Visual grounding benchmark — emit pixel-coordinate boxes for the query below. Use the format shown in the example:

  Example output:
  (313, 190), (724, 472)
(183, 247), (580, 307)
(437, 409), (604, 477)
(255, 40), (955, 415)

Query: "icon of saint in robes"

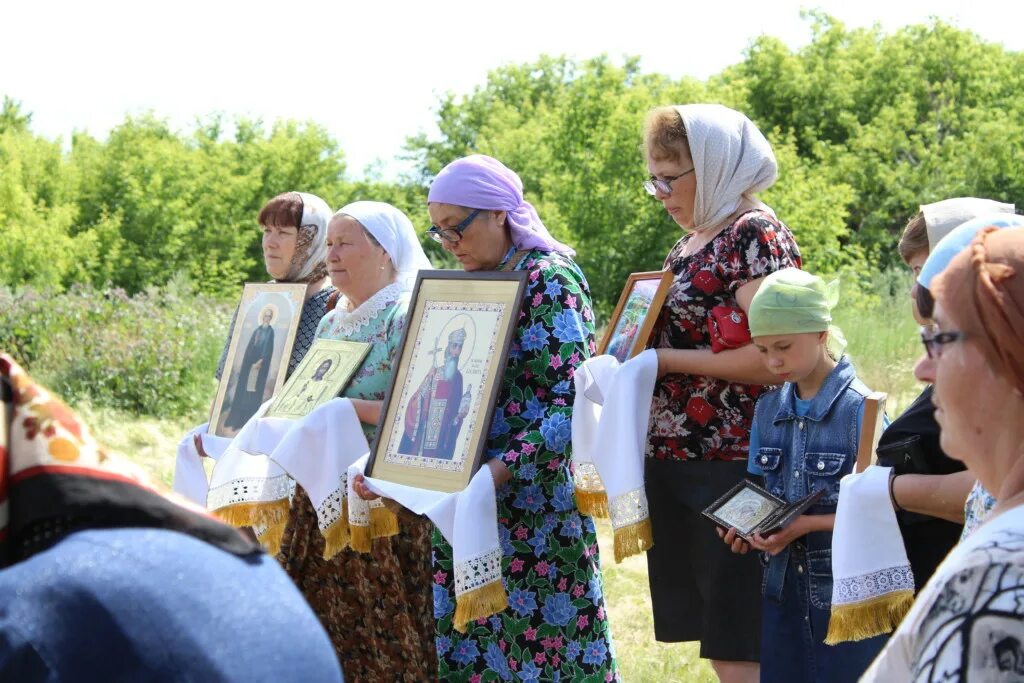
(281, 358), (334, 415)
(399, 326), (473, 460)
(224, 305), (276, 430)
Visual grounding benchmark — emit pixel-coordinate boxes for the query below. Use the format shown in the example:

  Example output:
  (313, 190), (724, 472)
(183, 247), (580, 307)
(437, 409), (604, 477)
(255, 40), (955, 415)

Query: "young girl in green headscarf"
(718, 267), (886, 683)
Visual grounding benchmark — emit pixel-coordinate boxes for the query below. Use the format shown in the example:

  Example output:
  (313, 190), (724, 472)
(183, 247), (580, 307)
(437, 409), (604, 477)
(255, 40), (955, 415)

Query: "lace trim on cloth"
(609, 486), (649, 531)
(206, 474), (292, 510)
(454, 546), (503, 596)
(323, 282), (403, 339)
(832, 565), (916, 605)
(315, 478), (347, 533)
(572, 462), (604, 493)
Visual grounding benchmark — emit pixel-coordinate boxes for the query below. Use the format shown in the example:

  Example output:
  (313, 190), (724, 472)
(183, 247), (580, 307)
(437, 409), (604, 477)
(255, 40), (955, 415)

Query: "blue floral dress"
(432, 250), (619, 683)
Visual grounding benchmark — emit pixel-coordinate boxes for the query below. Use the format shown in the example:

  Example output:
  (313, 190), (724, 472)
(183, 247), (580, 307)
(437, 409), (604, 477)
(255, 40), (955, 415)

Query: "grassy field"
(65, 273), (922, 682)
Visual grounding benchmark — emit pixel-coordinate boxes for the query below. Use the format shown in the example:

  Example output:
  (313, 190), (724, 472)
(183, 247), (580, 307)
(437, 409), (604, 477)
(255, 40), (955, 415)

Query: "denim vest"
(752, 356), (869, 607)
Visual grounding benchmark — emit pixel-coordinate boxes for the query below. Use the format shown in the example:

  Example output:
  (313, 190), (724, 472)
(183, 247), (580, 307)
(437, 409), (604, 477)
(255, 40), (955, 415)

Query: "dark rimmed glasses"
(920, 326), (964, 359)
(427, 209), (482, 244)
(643, 167), (695, 196)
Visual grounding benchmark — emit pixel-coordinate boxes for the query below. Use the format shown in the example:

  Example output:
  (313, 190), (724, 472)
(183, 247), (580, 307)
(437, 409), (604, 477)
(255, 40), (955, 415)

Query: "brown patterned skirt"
(278, 485), (437, 682)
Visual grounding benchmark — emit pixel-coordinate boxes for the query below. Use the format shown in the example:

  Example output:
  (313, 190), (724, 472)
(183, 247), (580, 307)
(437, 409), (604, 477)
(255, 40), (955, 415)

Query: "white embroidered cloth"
(206, 402), (295, 514)
(270, 398), (369, 535)
(831, 466), (914, 622)
(172, 424), (231, 506)
(353, 455), (501, 604)
(571, 349), (659, 560)
(206, 399), (369, 537)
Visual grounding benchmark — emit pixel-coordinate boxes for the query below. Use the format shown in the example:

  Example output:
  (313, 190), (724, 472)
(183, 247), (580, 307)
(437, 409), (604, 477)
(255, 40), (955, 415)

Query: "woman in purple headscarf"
(425, 155), (619, 681)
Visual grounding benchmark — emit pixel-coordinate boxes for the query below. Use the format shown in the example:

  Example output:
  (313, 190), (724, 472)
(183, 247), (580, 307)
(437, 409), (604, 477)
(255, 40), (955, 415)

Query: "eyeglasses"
(426, 209), (482, 244)
(919, 326), (964, 359)
(643, 168), (695, 196)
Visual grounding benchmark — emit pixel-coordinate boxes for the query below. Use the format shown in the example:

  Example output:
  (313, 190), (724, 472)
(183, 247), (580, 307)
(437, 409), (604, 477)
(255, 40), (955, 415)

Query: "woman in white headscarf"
(641, 104), (802, 683)
(276, 200), (435, 682)
(216, 191), (336, 432)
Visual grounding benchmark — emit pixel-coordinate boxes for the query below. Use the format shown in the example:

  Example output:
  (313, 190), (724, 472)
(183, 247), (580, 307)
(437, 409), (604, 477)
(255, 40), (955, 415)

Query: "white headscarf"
(286, 192), (332, 282)
(333, 201), (433, 291)
(673, 104), (778, 232)
(920, 197), (1015, 250)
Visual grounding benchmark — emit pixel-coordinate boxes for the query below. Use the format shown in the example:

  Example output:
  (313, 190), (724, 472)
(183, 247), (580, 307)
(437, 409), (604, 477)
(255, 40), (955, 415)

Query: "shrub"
(0, 277), (231, 417)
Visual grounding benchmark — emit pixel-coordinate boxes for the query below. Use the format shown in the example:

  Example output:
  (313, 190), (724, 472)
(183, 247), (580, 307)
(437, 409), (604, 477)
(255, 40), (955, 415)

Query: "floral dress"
(277, 282), (436, 683)
(432, 250), (619, 683)
(648, 210), (802, 462)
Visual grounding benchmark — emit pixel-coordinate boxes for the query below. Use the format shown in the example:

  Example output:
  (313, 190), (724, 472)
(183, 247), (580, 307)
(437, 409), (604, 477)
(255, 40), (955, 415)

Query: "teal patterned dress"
(277, 282), (437, 683)
(432, 250), (619, 683)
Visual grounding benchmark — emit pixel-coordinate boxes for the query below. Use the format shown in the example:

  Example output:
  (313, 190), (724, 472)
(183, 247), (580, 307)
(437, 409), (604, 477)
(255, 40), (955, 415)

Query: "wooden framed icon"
(265, 339), (371, 420)
(598, 270), (673, 363)
(855, 391), (888, 473)
(366, 270), (528, 493)
(209, 283), (306, 437)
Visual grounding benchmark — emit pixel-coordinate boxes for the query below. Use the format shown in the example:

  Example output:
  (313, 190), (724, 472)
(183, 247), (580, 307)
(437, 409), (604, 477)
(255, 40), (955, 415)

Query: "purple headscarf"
(427, 154), (575, 256)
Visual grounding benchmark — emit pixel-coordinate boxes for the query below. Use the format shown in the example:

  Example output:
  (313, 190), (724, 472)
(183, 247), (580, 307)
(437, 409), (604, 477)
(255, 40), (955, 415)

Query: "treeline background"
(2, 15), (1022, 416)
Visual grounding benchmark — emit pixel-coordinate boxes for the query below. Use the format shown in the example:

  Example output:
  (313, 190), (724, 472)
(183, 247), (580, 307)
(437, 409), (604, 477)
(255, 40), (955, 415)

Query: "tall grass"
(833, 267), (924, 414)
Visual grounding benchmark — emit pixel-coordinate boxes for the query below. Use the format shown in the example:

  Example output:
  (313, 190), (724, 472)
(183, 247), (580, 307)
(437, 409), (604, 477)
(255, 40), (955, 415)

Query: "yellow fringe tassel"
(256, 522), (286, 557)
(612, 518), (654, 563)
(825, 590), (915, 644)
(320, 499), (350, 560)
(213, 499), (290, 556)
(350, 523), (372, 553)
(453, 580), (509, 633)
(369, 506), (400, 540)
(576, 489), (610, 519)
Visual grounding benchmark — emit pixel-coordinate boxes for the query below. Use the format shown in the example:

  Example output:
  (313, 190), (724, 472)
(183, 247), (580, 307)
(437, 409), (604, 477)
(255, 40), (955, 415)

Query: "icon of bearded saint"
(400, 326), (473, 460)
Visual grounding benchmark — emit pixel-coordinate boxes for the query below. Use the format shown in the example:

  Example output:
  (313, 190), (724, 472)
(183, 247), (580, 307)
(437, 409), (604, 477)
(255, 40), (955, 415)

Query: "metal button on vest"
(798, 420), (805, 430)
(761, 455), (768, 464)
(793, 471), (800, 478)
(817, 460), (825, 471)
(797, 564), (804, 574)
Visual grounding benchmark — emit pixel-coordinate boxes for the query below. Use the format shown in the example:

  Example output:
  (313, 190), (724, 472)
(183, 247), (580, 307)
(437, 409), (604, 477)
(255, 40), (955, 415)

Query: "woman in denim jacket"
(719, 268), (886, 683)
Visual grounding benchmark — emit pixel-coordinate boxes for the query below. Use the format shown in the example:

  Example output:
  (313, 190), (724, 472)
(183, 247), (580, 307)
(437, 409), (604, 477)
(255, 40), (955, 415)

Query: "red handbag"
(707, 305), (751, 353)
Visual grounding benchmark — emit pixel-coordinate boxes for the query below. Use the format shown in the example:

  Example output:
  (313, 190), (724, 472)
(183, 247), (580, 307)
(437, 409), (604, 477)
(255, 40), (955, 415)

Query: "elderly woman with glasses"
(641, 105), (801, 683)
(862, 225), (1024, 681)
(421, 154), (619, 681)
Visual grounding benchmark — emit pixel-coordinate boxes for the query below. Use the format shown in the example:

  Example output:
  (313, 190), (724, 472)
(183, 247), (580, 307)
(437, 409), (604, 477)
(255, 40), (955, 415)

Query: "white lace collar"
(325, 282), (404, 338)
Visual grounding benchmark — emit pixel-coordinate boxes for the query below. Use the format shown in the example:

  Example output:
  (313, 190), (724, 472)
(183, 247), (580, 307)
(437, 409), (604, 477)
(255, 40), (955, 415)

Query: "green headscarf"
(747, 268), (847, 355)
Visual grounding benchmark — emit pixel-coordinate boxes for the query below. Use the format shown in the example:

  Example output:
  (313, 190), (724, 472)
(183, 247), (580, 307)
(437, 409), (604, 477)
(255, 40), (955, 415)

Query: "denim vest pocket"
(756, 447), (784, 496)
(804, 452), (846, 505)
(807, 548), (833, 609)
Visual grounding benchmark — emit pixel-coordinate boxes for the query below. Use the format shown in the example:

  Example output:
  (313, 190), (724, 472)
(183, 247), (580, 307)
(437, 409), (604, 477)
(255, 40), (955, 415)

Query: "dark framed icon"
(367, 270), (528, 493)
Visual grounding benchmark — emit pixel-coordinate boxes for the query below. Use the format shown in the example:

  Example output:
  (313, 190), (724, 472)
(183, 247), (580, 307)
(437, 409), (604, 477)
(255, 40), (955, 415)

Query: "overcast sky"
(3, 0), (1021, 179)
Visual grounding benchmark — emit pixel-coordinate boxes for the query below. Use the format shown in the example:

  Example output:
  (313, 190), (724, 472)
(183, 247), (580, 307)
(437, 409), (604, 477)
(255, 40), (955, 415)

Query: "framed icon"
(265, 339), (371, 420)
(209, 283), (306, 437)
(598, 270), (673, 362)
(366, 270), (528, 493)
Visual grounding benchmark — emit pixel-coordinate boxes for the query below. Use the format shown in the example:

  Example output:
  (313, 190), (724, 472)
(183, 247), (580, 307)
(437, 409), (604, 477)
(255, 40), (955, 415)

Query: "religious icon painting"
(367, 270), (528, 493)
(598, 270), (673, 363)
(265, 339), (371, 420)
(208, 283), (306, 438)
